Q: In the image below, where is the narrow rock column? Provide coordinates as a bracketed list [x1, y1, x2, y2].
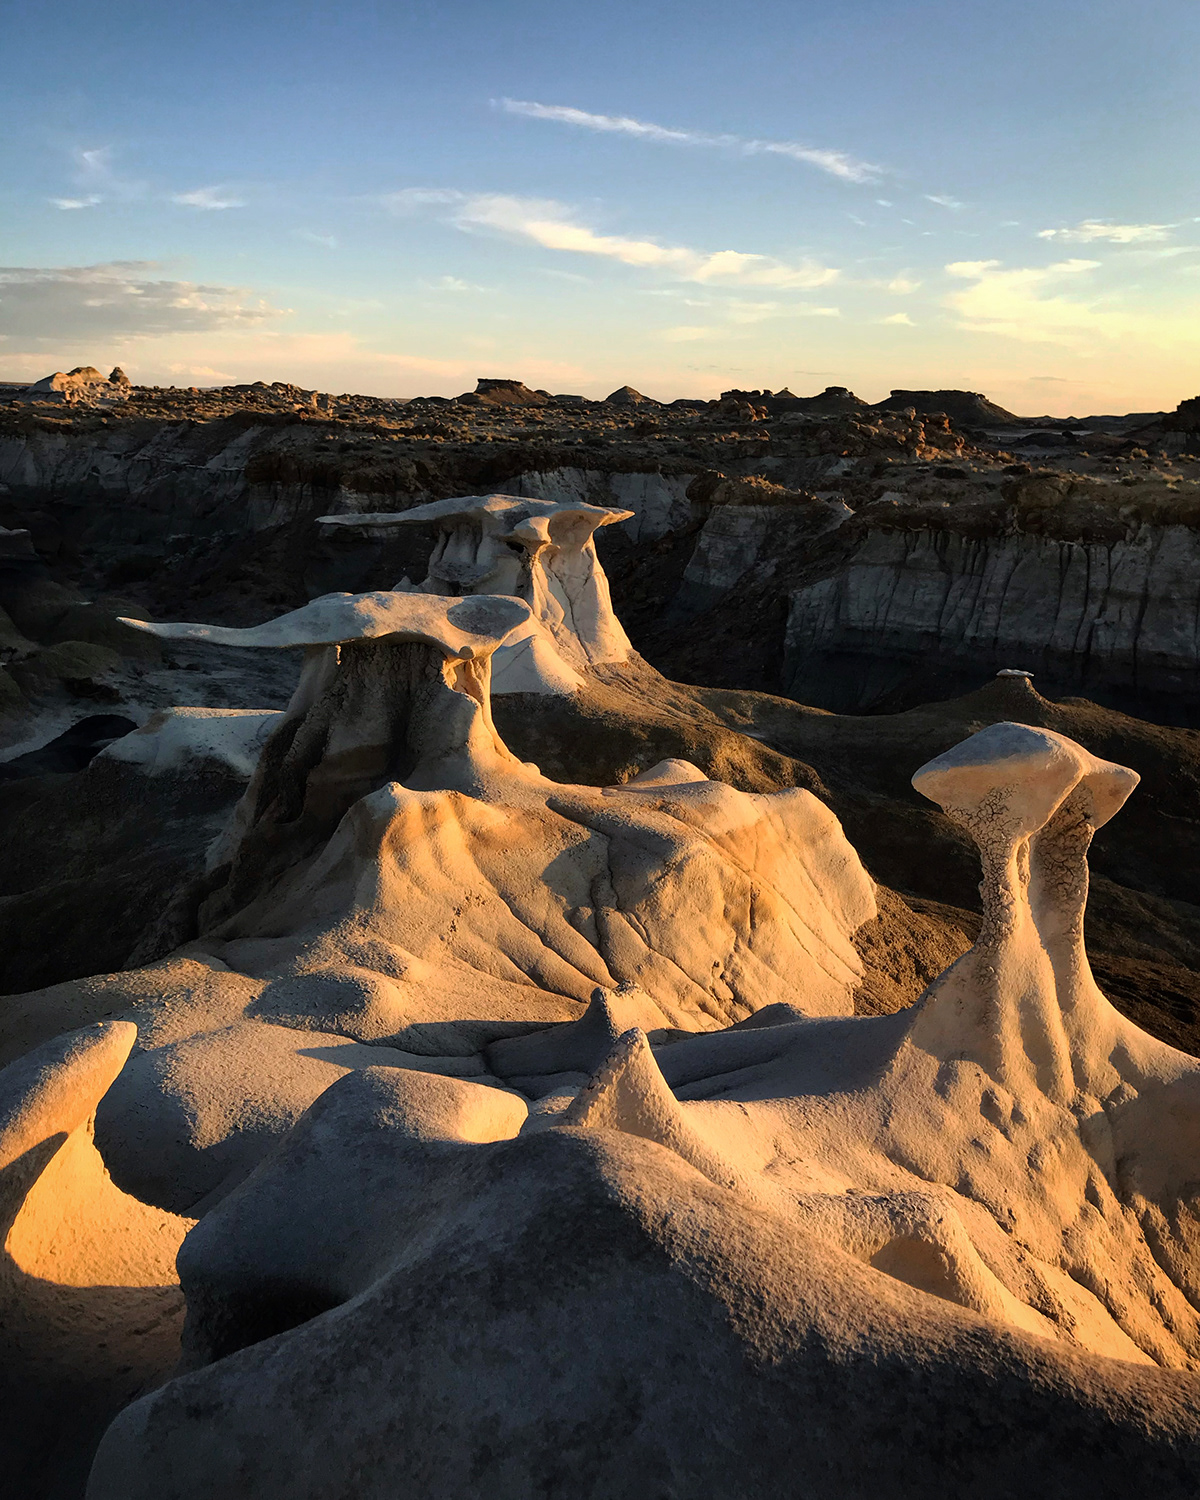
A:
[910, 721, 1138, 1104]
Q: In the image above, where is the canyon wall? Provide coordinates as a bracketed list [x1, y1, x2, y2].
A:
[784, 522, 1200, 718]
[6, 415, 1200, 724]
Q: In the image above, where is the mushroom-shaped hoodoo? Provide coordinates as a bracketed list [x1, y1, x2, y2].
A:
[910, 720, 1140, 1100]
[316, 494, 634, 693]
[122, 591, 533, 918]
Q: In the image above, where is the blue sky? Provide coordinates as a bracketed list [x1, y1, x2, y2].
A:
[2, 0, 1198, 412]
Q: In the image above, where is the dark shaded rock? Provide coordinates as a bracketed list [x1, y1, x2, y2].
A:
[0, 714, 136, 779]
[871, 389, 1019, 425]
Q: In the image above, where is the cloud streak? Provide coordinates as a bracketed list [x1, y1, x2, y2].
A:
[1037, 220, 1174, 243]
[496, 98, 884, 184]
[381, 188, 840, 288]
[172, 187, 246, 210]
[63, 146, 147, 204]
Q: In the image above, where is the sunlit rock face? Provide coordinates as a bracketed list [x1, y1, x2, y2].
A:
[10, 575, 1200, 1496]
[74, 588, 876, 1216]
[0, 1022, 192, 1497]
[317, 494, 636, 693]
[82, 720, 1200, 1499]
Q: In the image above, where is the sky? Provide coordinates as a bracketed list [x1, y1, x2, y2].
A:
[1, 0, 1199, 414]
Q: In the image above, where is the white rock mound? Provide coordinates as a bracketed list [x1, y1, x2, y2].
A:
[73, 588, 876, 1213]
[84, 714, 1200, 1496]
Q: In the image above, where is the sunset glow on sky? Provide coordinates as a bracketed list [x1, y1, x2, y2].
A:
[2, 0, 1198, 413]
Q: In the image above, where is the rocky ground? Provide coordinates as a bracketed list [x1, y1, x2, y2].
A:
[2, 373, 1199, 1048]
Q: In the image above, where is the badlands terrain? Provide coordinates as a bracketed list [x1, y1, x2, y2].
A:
[3, 367, 1200, 1496]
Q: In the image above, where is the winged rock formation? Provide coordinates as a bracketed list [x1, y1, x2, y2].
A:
[316, 493, 636, 693]
[78, 587, 874, 1215]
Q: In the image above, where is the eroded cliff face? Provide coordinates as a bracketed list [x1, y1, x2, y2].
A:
[785, 521, 1200, 720]
[0, 421, 695, 609]
[6, 392, 1200, 730]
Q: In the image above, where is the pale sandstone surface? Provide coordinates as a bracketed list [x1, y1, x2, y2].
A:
[0, 1021, 192, 1498]
[8, 587, 871, 1221]
[82, 716, 1200, 1496]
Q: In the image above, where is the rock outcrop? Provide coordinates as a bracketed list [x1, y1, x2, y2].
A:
[0, 1021, 191, 1497]
[604, 384, 650, 405]
[870, 388, 1020, 425]
[315, 493, 636, 693]
[23, 367, 131, 406]
[80, 716, 1200, 1498]
[456, 378, 549, 408]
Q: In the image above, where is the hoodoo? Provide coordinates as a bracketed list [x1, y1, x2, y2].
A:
[79, 713, 1200, 1498]
[317, 494, 636, 693]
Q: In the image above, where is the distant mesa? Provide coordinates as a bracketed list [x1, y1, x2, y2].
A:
[871, 389, 1019, 425]
[720, 386, 868, 417]
[456, 378, 549, 408]
[1165, 394, 1200, 434]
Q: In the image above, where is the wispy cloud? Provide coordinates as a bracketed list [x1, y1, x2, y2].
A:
[723, 299, 840, 323]
[496, 98, 885, 184]
[0, 262, 282, 340]
[881, 312, 915, 325]
[1036, 220, 1174, 243]
[172, 186, 245, 210]
[924, 194, 964, 210]
[941, 257, 1192, 346]
[52, 146, 146, 208]
[380, 188, 840, 289]
[295, 230, 338, 248]
[422, 274, 492, 293]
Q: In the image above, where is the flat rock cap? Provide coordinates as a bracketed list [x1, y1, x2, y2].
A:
[912, 720, 1139, 834]
[317, 493, 632, 536]
[120, 591, 533, 658]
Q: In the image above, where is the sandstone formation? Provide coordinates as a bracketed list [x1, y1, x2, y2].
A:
[3, 373, 1200, 1495]
[314, 494, 636, 692]
[0, 1020, 192, 1497]
[9, 585, 870, 1219]
[73, 711, 1200, 1497]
